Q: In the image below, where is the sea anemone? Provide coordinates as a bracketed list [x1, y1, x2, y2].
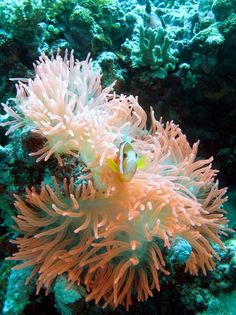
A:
[2, 51, 230, 310]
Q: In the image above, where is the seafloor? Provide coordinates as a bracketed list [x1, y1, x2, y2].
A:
[0, 0, 235, 314]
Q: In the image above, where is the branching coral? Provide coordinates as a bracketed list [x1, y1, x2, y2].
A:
[1, 51, 231, 310]
[123, 25, 179, 79]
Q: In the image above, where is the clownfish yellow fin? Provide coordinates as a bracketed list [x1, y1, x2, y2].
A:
[107, 158, 119, 173]
[137, 155, 149, 170]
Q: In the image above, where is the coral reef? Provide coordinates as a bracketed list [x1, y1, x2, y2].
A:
[212, 0, 236, 21]
[123, 24, 178, 79]
[95, 51, 126, 86]
[177, 238, 236, 315]
[0, 0, 45, 48]
[54, 276, 86, 315]
[0, 0, 235, 314]
[2, 267, 36, 315]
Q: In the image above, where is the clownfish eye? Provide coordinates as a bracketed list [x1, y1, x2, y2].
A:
[123, 153, 128, 158]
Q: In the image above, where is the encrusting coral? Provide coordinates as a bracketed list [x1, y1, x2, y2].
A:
[0, 51, 231, 310]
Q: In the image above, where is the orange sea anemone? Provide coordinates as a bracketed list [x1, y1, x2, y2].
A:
[2, 52, 230, 310]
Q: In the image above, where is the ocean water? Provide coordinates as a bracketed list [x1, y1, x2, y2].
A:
[0, 0, 235, 314]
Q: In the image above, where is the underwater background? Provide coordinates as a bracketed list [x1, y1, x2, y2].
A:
[0, 0, 235, 314]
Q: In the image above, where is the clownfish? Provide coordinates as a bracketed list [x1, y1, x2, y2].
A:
[107, 141, 148, 182]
